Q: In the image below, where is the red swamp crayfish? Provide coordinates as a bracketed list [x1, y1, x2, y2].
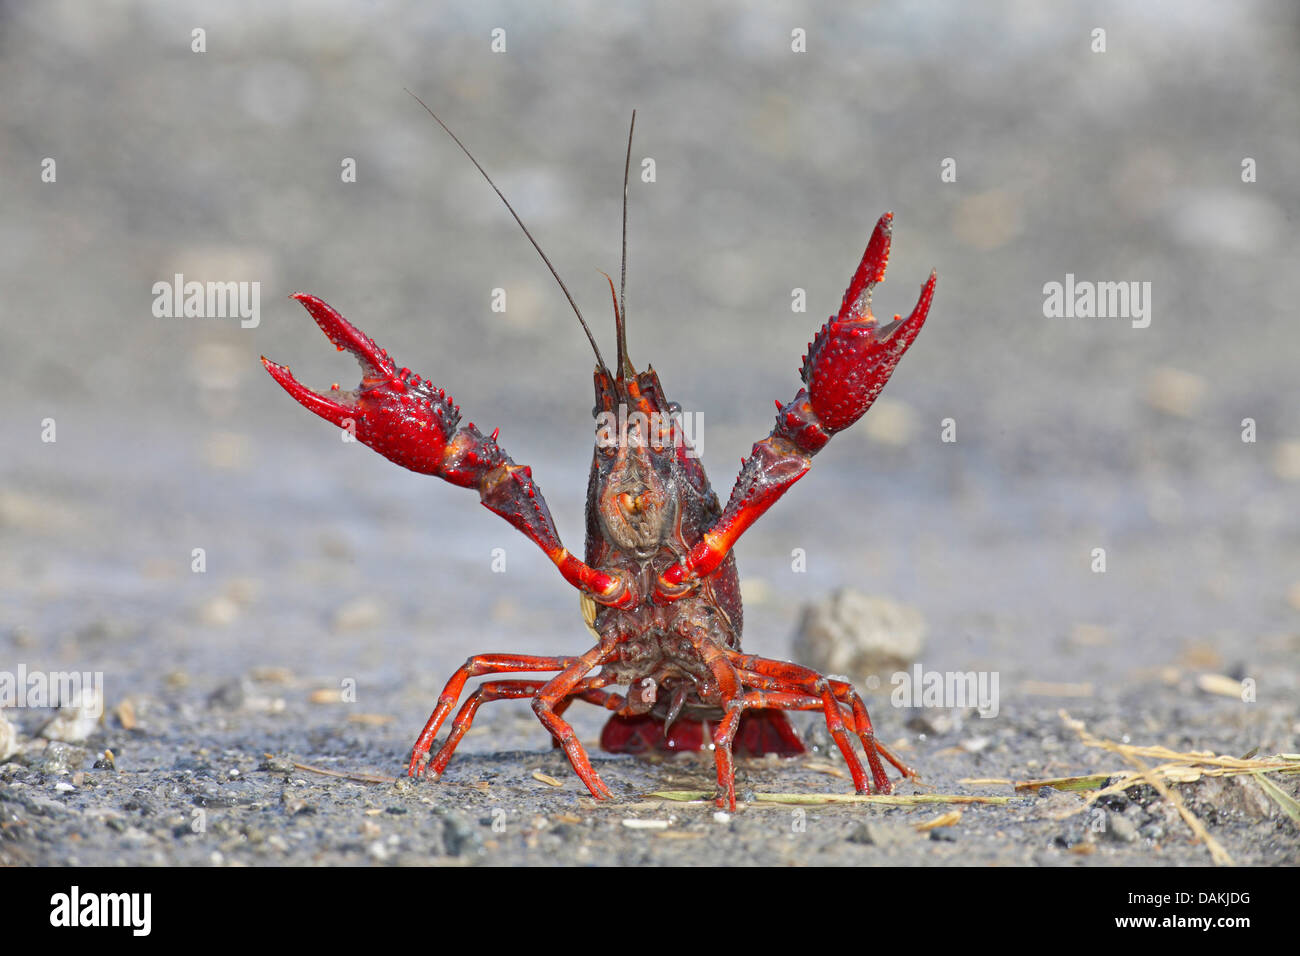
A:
[262, 101, 937, 810]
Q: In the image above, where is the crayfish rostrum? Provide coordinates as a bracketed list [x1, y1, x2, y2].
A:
[262, 105, 936, 809]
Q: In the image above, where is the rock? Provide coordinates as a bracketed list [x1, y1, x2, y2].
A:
[39, 688, 104, 743]
[258, 754, 296, 775]
[1139, 821, 1165, 841]
[442, 811, 481, 857]
[792, 589, 925, 684]
[208, 677, 284, 713]
[905, 710, 954, 735]
[1230, 776, 1278, 820]
[1054, 817, 1097, 849]
[207, 678, 251, 710]
[33, 741, 86, 775]
[1105, 810, 1139, 843]
[847, 820, 918, 848]
[0, 710, 18, 761]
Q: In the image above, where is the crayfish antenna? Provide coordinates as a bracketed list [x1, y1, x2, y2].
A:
[616, 109, 637, 379]
[404, 88, 611, 377]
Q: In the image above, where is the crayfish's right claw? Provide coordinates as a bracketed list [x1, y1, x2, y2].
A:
[260, 293, 398, 429]
[290, 292, 396, 383]
[799, 213, 936, 435]
[260, 354, 356, 430]
[261, 293, 462, 475]
[264, 292, 636, 607]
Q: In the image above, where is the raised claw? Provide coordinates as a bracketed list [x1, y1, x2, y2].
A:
[261, 293, 462, 476]
[654, 214, 935, 600]
[263, 293, 637, 607]
[800, 213, 937, 434]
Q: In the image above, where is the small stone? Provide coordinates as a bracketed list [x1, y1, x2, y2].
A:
[1105, 811, 1139, 844]
[1054, 818, 1096, 849]
[0, 710, 18, 760]
[1192, 775, 1276, 822]
[793, 589, 925, 685]
[1139, 821, 1165, 841]
[114, 698, 138, 730]
[906, 710, 953, 735]
[847, 821, 918, 848]
[1096, 790, 1129, 812]
[39, 688, 104, 743]
[33, 741, 85, 775]
[208, 678, 250, 710]
[1197, 673, 1245, 699]
[551, 823, 579, 843]
[258, 754, 295, 774]
[442, 812, 480, 857]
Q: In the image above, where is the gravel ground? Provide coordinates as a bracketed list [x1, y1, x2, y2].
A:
[1, 1, 1297, 868]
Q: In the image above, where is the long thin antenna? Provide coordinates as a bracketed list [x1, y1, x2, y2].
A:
[617, 110, 636, 378]
[404, 89, 609, 374]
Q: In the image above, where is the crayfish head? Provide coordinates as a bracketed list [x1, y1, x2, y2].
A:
[590, 366, 684, 560]
[594, 419, 679, 559]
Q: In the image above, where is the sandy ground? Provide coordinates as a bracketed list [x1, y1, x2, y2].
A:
[1, 1, 1297, 867]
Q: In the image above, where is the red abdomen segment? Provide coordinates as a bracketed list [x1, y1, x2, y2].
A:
[599, 711, 806, 757]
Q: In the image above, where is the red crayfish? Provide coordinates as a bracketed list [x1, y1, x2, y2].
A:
[263, 102, 936, 809]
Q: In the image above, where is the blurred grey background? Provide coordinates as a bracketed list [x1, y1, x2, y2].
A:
[2, 1, 1297, 747]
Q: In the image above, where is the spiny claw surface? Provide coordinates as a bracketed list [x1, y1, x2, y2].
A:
[261, 293, 462, 475]
[800, 213, 936, 434]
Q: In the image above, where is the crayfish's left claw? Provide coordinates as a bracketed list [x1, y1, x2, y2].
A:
[836, 210, 895, 325]
[653, 214, 935, 601]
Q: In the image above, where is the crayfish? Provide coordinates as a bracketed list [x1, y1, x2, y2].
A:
[262, 101, 937, 810]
